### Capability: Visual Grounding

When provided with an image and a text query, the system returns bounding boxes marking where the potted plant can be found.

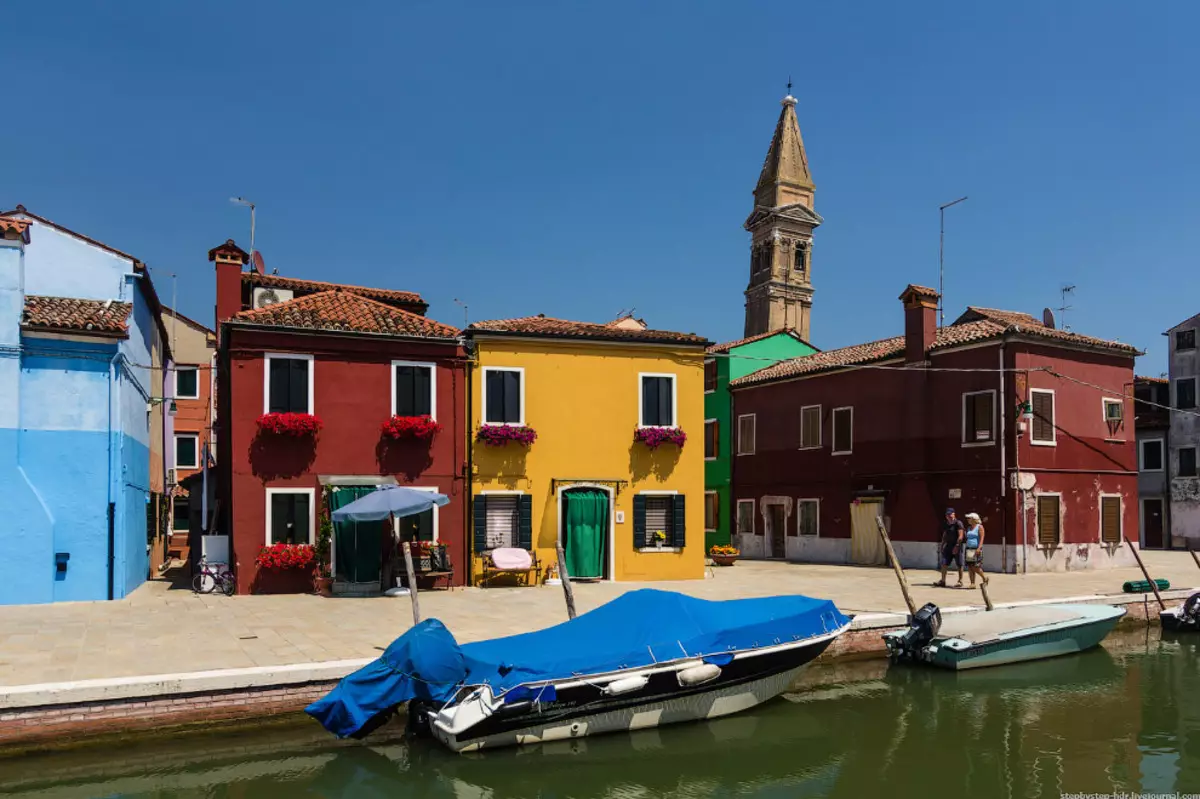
[710,544,740,566]
[314,515,333,596]
[257,412,323,437]
[476,424,538,447]
[381,415,443,441]
[634,427,687,449]
[653,530,667,550]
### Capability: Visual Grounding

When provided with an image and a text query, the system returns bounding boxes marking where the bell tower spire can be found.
[743,91,822,339]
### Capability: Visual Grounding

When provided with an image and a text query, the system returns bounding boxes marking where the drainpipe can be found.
[107,350,120,600]
[999,342,1007,571]
[463,339,475,586]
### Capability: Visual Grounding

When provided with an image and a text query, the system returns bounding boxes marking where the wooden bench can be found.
[481,548,542,587]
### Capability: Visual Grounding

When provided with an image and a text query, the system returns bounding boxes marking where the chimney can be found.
[208,239,250,330]
[899,284,939,364]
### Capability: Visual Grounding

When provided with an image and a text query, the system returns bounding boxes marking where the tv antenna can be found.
[1056,285,1076,332]
[454,298,468,328]
[230,197,256,267]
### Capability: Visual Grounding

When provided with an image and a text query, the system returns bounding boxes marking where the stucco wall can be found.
[1169,313,1200,546]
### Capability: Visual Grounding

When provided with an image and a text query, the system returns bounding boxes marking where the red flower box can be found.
[257,412,323,437]
[255,543,316,570]
[634,427,686,449]
[476,424,537,446]
[381,415,443,440]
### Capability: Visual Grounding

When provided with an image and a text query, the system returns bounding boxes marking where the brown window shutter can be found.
[1037,495,1060,546]
[1101,497,1121,544]
[833,409,852,452]
[1032,392,1054,442]
[801,407,820,448]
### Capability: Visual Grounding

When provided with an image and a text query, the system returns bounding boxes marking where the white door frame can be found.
[556,483,616,580]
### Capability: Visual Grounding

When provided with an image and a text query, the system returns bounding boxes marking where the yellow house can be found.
[466,315,708,583]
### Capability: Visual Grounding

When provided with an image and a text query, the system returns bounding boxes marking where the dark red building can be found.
[729,284,1142,573]
[210,241,468,594]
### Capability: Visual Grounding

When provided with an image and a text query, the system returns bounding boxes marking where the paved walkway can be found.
[0,552,1195,687]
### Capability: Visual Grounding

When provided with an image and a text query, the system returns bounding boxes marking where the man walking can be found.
[936,508,965,588]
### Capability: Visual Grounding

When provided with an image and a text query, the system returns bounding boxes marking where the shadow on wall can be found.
[630,443,680,482]
[248,433,318,481]
[375,439,434,481]
[474,443,529,490]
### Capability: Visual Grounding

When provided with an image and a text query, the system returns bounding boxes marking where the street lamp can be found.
[148,397,177,416]
[939,196,968,327]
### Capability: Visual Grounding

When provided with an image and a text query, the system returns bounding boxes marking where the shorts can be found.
[965,549,984,567]
[940,546,962,569]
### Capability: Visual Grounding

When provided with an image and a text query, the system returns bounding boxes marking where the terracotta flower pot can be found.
[711,554,739,567]
[314,576,333,597]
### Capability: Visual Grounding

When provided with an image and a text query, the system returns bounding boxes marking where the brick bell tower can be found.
[743,92,822,339]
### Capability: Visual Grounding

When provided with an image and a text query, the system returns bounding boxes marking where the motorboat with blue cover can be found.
[306,589,851,752]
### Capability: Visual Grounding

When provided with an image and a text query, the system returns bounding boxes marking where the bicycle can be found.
[193,557,236,596]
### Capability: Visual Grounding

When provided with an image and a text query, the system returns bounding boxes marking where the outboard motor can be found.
[1162,592,1200,632]
[889,603,942,660]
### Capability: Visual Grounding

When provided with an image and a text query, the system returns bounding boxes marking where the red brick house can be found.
[210,240,468,594]
[729,284,1142,573]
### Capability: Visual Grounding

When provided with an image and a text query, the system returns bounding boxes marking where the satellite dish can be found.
[252,251,266,275]
[1042,308,1056,329]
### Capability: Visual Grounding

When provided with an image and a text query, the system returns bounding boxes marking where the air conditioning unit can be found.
[252,287,293,309]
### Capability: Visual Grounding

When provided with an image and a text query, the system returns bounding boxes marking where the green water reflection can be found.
[1,628,1197,798]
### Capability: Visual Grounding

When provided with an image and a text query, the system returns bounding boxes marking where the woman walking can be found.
[963,512,988,587]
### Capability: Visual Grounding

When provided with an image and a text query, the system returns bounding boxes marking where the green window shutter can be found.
[633,494,646,549]
[671,494,687,548]
[518,495,533,550]
[472,495,487,554]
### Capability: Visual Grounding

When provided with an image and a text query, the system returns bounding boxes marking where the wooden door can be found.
[1143,498,1165,549]
[768,504,787,559]
[850,500,887,566]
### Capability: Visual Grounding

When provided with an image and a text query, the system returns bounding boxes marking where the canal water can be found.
[1,627,1196,798]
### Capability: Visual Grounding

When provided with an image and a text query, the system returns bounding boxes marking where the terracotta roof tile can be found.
[958,307,1140,354]
[230,290,458,339]
[467,315,707,345]
[899,284,939,300]
[707,327,816,354]
[0,217,31,240]
[1136,375,1168,384]
[242,272,426,311]
[22,296,132,336]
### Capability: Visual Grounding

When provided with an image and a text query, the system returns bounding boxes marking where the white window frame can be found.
[704,418,718,462]
[481,366,525,426]
[1029,389,1056,447]
[1035,491,1063,549]
[796,498,820,537]
[391,360,437,420]
[480,489,523,551]
[703,358,717,395]
[263,353,314,415]
[736,498,756,536]
[174,366,200,400]
[799,404,822,450]
[264,487,316,546]
[831,406,854,456]
[174,433,199,470]
[1097,493,1123,545]
[961,390,997,448]
[171,495,191,532]
[737,413,756,456]
[393,485,441,542]
[1179,446,1199,478]
[638,489,680,553]
[638,372,678,429]
[1140,438,1165,472]
[1102,397,1123,424]
[1176,377,1198,410]
[704,490,719,532]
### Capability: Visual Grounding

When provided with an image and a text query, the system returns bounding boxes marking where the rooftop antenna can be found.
[1057,284,1076,332]
[229,197,256,268]
[938,196,969,327]
[454,298,468,328]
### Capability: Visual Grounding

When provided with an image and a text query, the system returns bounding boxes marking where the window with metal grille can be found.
[1036,495,1060,547]
[704,420,718,459]
[485,495,520,550]
[644,496,674,547]
[704,492,719,531]
[832,407,853,454]
[704,360,717,393]
[800,405,821,449]
[394,363,433,417]
[1100,496,1121,544]
[797,499,819,537]
[963,391,995,443]
[267,356,311,414]
[1177,329,1196,351]
[737,414,756,455]
[736,500,755,535]
[1177,379,1197,411]
[1030,390,1055,443]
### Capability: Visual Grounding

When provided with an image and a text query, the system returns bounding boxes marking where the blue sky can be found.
[3,1,1195,373]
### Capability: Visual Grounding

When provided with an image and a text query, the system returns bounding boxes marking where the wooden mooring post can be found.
[875,516,917,617]
[555,543,578,620]
[1188,539,1200,572]
[1124,532,1165,611]
[402,542,422,625]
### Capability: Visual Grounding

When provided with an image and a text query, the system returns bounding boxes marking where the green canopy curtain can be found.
[564,489,608,580]
[327,486,382,583]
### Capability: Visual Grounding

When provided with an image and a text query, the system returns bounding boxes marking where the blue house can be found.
[0,207,172,604]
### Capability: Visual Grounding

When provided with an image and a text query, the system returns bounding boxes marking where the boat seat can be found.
[936,606,1091,645]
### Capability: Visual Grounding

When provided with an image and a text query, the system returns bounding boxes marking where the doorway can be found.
[1142,498,1165,549]
[327,486,382,585]
[850,500,887,566]
[562,487,610,580]
[767,504,787,559]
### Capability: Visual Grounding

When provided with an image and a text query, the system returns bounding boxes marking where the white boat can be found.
[1160,592,1200,632]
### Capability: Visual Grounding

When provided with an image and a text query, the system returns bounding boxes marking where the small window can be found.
[704,419,719,460]
[1177,329,1196,351]
[1100,496,1122,545]
[174,434,198,470]
[797,499,819,537]
[175,367,199,400]
[172,496,190,532]
[1030,390,1055,444]
[269,491,312,545]
[1036,495,1061,547]
[393,362,434,418]
[1181,447,1199,478]
[736,499,755,536]
[704,492,719,531]
[737,414,756,455]
[794,241,807,273]
[641,495,679,548]
[800,405,821,449]
[1177,379,1197,411]
[832,407,853,455]
[266,355,312,414]
[963,391,995,444]
[397,508,435,543]
[1103,398,1123,422]
[640,374,676,427]
[1141,439,1164,472]
[484,495,520,549]
[484,368,523,425]
[704,360,717,393]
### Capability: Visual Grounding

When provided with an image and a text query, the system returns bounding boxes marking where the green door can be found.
[564,489,608,580]
[327,486,382,583]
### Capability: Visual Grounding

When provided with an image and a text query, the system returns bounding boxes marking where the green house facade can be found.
[704,330,817,550]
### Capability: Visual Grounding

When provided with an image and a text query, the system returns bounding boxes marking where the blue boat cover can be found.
[306,589,849,738]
